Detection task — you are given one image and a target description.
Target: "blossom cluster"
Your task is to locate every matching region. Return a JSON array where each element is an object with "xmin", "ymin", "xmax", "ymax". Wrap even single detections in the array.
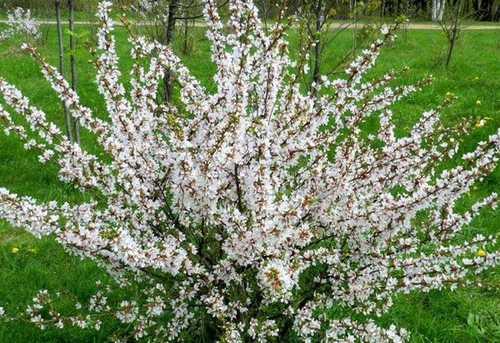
[
  {"xmin": 136, "ymin": 0, "xmax": 161, "ymax": 13},
  {"xmin": 0, "ymin": 0, "xmax": 498, "ymax": 341},
  {"xmin": 0, "ymin": 7, "xmax": 40, "ymax": 41}
]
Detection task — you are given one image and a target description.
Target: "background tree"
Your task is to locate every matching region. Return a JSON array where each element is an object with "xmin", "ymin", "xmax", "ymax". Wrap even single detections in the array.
[
  {"xmin": 439, "ymin": 0, "xmax": 467, "ymax": 67},
  {"xmin": 68, "ymin": 0, "xmax": 80, "ymax": 144},
  {"xmin": 131, "ymin": 0, "xmax": 219, "ymax": 102},
  {"xmin": 2, "ymin": 1, "xmax": 499, "ymax": 21},
  {"xmin": 296, "ymin": 0, "xmax": 383, "ymax": 89},
  {"xmin": 55, "ymin": 0, "xmax": 75, "ymax": 142},
  {"xmin": 432, "ymin": 0, "xmax": 446, "ymax": 21}
]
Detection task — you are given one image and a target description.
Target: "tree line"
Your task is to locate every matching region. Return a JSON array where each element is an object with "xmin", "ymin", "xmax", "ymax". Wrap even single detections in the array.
[
  {"xmin": 2, "ymin": 0, "xmax": 499, "ymax": 21},
  {"xmin": 1, "ymin": 0, "xmax": 486, "ymax": 129}
]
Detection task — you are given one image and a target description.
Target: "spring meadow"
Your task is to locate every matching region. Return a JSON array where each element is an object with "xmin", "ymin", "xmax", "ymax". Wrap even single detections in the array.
[{"xmin": 0, "ymin": 0, "xmax": 498, "ymax": 342}]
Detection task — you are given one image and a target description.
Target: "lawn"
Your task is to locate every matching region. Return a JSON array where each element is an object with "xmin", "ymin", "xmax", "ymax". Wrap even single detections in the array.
[{"xmin": 0, "ymin": 22, "xmax": 499, "ymax": 342}]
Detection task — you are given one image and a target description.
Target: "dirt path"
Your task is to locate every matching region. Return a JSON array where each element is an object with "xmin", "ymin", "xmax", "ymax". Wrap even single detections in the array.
[{"xmin": 397, "ymin": 23, "xmax": 500, "ymax": 30}]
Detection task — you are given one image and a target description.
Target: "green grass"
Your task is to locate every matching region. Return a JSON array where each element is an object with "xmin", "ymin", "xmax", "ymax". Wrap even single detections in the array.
[{"xmin": 0, "ymin": 24, "xmax": 499, "ymax": 342}]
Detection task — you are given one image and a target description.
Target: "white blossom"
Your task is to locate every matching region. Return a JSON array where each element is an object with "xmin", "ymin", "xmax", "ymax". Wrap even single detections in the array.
[{"xmin": 0, "ymin": 7, "xmax": 40, "ymax": 41}]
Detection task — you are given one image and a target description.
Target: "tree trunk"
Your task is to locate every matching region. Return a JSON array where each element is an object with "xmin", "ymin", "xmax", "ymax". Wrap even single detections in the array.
[
  {"xmin": 445, "ymin": 0, "xmax": 462, "ymax": 67},
  {"xmin": 438, "ymin": 0, "xmax": 446, "ymax": 21},
  {"xmin": 311, "ymin": 0, "xmax": 323, "ymax": 87},
  {"xmin": 163, "ymin": 0, "xmax": 180, "ymax": 103},
  {"xmin": 182, "ymin": 16, "xmax": 189, "ymax": 55},
  {"xmin": 477, "ymin": 0, "xmax": 483, "ymax": 18},
  {"xmin": 420, "ymin": 0, "xmax": 428, "ymax": 15},
  {"xmin": 352, "ymin": 0, "xmax": 357, "ymax": 57},
  {"xmin": 55, "ymin": 0, "xmax": 74, "ymax": 143},
  {"xmin": 432, "ymin": 0, "xmax": 446, "ymax": 22},
  {"xmin": 380, "ymin": 0, "xmax": 386, "ymax": 17},
  {"xmin": 68, "ymin": 0, "xmax": 80, "ymax": 144}
]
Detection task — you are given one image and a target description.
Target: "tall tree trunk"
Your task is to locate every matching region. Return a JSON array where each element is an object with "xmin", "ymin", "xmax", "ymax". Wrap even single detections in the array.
[
  {"xmin": 352, "ymin": 0, "xmax": 357, "ymax": 57},
  {"xmin": 446, "ymin": 0, "xmax": 462, "ymax": 67},
  {"xmin": 438, "ymin": 0, "xmax": 446, "ymax": 21},
  {"xmin": 432, "ymin": 0, "xmax": 446, "ymax": 21},
  {"xmin": 68, "ymin": 0, "xmax": 80, "ymax": 144},
  {"xmin": 182, "ymin": 16, "xmax": 189, "ymax": 55},
  {"xmin": 420, "ymin": 0, "xmax": 428, "ymax": 15},
  {"xmin": 491, "ymin": 0, "xmax": 499, "ymax": 21},
  {"xmin": 311, "ymin": 0, "xmax": 323, "ymax": 87},
  {"xmin": 163, "ymin": 0, "xmax": 180, "ymax": 103},
  {"xmin": 55, "ymin": 0, "xmax": 74, "ymax": 142}
]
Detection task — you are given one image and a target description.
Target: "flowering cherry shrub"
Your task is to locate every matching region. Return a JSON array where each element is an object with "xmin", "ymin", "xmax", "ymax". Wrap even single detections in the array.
[
  {"xmin": 0, "ymin": 0, "xmax": 499, "ymax": 342},
  {"xmin": 0, "ymin": 7, "xmax": 40, "ymax": 42}
]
